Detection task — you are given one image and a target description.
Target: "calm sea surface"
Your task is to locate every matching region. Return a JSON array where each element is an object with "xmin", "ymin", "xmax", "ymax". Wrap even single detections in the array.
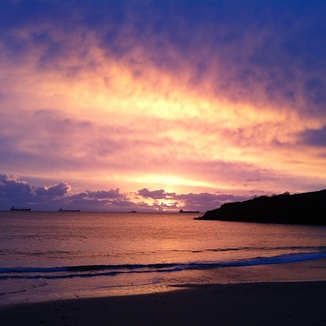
[{"xmin": 1, "ymin": 211, "xmax": 326, "ymax": 305}]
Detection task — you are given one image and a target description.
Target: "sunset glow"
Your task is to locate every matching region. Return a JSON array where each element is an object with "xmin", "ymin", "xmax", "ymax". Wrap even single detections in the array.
[{"xmin": 1, "ymin": 0, "xmax": 325, "ymax": 211}]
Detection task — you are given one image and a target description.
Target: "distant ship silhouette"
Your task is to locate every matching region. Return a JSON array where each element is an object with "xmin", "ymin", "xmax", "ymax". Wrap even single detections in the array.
[
  {"xmin": 10, "ymin": 206, "xmax": 31, "ymax": 211},
  {"xmin": 179, "ymin": 209, "xmax": 200, "ymax": 213},
  {"xmin": 58, "ymin": 208, "xmax": 80, "ymax": 212}
]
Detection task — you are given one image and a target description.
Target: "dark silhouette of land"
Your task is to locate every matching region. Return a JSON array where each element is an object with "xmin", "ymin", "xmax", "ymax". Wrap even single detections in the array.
[{"xmin": 196, "ymin": 189, "xmax": 326, "ymax": 225}]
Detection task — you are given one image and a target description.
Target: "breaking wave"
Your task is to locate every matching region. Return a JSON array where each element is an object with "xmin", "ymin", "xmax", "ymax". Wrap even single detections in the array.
[{"xmin": 1, "ymin": 251, "xmax": 326, "ymax": 280}]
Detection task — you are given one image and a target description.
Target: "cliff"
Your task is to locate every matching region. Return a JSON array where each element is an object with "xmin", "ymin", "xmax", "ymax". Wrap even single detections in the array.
[{"xmin": 196, "ymin": 189, "xmax": 326, "ymax": 225}]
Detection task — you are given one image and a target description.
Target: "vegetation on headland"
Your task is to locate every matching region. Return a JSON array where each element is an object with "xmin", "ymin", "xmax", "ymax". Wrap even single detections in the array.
[{"xmin": 195, "ymin": 189, "xmax": 326, "ymax": 225}]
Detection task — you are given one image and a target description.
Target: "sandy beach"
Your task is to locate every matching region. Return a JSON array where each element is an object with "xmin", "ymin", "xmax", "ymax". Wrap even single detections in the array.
[{"xmin": 1, "ymin": 281, "xmax": 326, "ymax": 326}]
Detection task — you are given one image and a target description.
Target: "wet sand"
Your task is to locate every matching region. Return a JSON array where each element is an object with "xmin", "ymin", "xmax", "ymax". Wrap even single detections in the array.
[
  {"xmin": 2, "ymin": 259, "xmax": 326, "ymax": 325},
  {"xmin": 1, "ymin": 281, "xmax": 326, "ymax": 326}
]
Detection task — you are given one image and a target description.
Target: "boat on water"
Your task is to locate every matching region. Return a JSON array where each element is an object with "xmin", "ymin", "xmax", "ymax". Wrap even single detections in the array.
[
  {"xmin": 130, "ymin": 210, "xmax": 137, "ymax": 213},
  {"xmin": 58, "ymin": 208, "xmax": 81, "ymax": 212},
  {"xmin": 179, "ymin": 209, "xmax": 200, "ymax": 213},
  {"xmin": 10, "ymin": 206, "xmax": 31, "ymax": 211}
]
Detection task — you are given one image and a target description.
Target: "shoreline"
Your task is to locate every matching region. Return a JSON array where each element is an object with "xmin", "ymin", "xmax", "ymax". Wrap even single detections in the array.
[
  {"xmin": 2, "ymin": 258, "xmax": 326, "ymax": 303},
  {"xmin": 2, "ymin": 258, "xmax": 326, "ymax": 325},
  {"xmin": 2, "ymin": 258, "xmax": 326, "ymax": 307},
  {"xmin": 1, "ymin": 281, "xmax": 326, "ymax": 325}
]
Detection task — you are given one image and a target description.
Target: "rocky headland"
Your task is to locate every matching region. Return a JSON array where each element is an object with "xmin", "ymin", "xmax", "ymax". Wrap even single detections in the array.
[{"xmin": 196, "ymin": 189, "xmax": 326, "ymax": 225}]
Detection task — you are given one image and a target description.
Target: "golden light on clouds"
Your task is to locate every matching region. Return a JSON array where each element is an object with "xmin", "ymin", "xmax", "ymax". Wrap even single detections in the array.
[{"xmin": 0, "ymin": 1, "xmax": 325, "ymax": 211}]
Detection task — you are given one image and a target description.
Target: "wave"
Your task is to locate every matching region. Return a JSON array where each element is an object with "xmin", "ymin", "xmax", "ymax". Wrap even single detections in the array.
[
  {"xmin": 192, "ymin": 245, "xmax": 326, "ymax": 254},
  {"xmin": 1, "ymin": 251, "xmax": 326, "ymax": 280}
]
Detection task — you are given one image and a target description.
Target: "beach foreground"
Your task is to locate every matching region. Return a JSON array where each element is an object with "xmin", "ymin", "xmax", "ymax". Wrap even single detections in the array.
[{"xmin": 2, "ymin": 281, "xmax": 326, "ymax": 326}]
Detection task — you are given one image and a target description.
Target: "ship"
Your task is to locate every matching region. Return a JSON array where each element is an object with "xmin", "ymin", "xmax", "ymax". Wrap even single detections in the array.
[
  {"xmin": 179, "ymin": 209, "xmax": 200, "ymax": 213},
  {"xmin": 58, "ymin": 208, "xmax": 81, "ymax": 212},
  {"xmin": 10, "ymin": 206, "xmax": 31, "ymax": 211}
]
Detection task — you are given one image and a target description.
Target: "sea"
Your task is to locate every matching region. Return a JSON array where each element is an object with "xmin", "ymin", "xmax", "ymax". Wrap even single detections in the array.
[{"xmin": 1, "ymin": 211, "xmax": 326, "ymax": 306}]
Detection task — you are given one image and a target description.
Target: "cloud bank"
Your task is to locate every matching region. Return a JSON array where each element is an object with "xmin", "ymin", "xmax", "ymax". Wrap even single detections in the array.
[{"xmin": 0, "ymin": 174, "xmax": 249, "ymax": 211}]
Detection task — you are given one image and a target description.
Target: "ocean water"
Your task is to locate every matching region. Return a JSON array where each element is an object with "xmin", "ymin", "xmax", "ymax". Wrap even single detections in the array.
[{"xmin": 1, "ymin": 211, "xmax": 326, "ymax": 305}]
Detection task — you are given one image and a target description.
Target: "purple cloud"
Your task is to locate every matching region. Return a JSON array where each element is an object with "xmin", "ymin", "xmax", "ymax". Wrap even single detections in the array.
[
  {"xmin": 138, "ymin": 188, "xmax": 176, "ymax": 199},
  {"xmin": 0, "ymin": 174, "xmax": 34, "ymax": 207},
  {"xmin": 0, "ymin": 174, "xmax": 252, "ymax": 212},
  {"xmin": 66, "ymin": 191, "xmax": 133, "ymax": 212},
  {"xmin": 85, "ymin": 189, "xmax": 125, "ymax": 200},
  {"xmin": 35, "ymin": 183, "xmax": 70, "ymax": 196},
  {"xmin": 0, "ymin": 174, "xmax": 32, "ymax": 195},
  {"xmin": 301, "ymin": 126, "xmax": 326, "ymax": 147},
  {"xmin": 173, "ymin": 192, "xmax": 248, "ymax": 211},
  {"xmin": 137, "ymin": 187, "xmax": 249, "ymax": 211},
  {"xmin": 0, "ymin": 174, "xmax": 132, "ymax": 210}
]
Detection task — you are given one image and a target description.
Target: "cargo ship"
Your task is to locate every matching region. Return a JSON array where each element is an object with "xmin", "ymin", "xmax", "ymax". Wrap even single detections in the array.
[
  {"xmin": 10, "ymin": 207, "xmax": 31, "ymax": 211},
  {"xmin": 58, "ymin": 208, "xmax": 81, "ymax": 212},
  {"xmin": 179, "ymin": 209, "xmax": 200, "ymax": 213}
]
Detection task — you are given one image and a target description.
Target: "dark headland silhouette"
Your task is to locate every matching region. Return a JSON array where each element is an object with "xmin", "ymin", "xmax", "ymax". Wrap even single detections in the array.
[{"xmin": 195, "ymin": 189, "xmax": 326, "ymax": 225}]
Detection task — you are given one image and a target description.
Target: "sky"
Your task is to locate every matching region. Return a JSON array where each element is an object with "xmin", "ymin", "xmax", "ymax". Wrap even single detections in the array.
[{"xmin": 0, "ymin": 0, "xmax": 325, "ymax": 212}]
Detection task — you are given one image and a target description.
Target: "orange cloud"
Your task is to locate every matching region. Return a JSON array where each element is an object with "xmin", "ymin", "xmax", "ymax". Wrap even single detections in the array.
[{"xmin": 0, "ymin": 1, "xmax": 325, "ymax": 200}]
